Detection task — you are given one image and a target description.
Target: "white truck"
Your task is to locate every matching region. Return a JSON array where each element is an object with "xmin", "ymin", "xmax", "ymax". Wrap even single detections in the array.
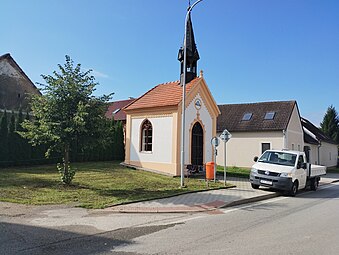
[{"xmin": 250, "ymin": 150, "xmax": 326, "ymax": 196}]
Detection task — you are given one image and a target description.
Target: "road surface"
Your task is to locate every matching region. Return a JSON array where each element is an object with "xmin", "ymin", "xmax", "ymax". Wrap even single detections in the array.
[{"xmin": 1, "ymin": 182, "xmax": 338, "ymax": 254}]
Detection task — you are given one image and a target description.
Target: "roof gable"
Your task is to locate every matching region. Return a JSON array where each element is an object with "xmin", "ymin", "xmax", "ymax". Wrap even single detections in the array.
[
  {"xmin": 217, "ymin": 101, "xmax": 296, "ymax": 132},
  {"xmin": 0, "ymin": 53, "xmax": 41, "ymax": 110},
  {"xmin": 301, "ymin": 117, "xmax": 337, "ymax": 145},
  {"xmin": 0, "ymin": 53, "xmax": 40, "ymax": 94}
]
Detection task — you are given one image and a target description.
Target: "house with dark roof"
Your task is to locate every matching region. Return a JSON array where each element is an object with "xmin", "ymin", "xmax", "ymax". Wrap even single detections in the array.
[
  {"xmin": 123, "ymin": 12, "xmax": 220, "ymax": 176},
  {"xmin": 216, "ymin": 101, "xmax": 304, "ymax": 168},
  {"xmin": 0, "ymin": 53, "xmax": 41, "ymax": 111},
  {"xmin": 105, "ymin": 98, "xmax": 135, "ymax": 122},
  {"xmin": 302, "ymin": 117, "xmax": 338, "ymax": 167},
  {"xmin": 105, "ymin": 98, "xmax": 135, "ymax": 144}
]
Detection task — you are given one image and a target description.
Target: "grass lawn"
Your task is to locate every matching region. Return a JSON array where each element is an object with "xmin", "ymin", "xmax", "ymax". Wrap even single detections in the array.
[
  {"xmin": 216, "ymin": 165, "xmax": 250, "ymax": 179},
  {"xmin": 0, "ymin": 161, "xmax": 229, "ymax": 209},
  {"xmin": 327, "ymin": 167, "xmax": 339, "ymax": 173}
]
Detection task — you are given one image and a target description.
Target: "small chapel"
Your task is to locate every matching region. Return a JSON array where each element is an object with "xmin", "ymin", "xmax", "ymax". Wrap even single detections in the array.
[{"xmin": 123, "ymin": 11, "xmax": 220, "ymax": 176}]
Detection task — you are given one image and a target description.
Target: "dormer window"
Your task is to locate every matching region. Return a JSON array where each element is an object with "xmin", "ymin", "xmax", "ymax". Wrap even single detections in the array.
[
  {"xmin": 242, "ymin": 113, "xmax": 253, "ymax": 121},
  {"xmin": 264, "ymin": 111, "xmax": 276, "ymax": 120}
]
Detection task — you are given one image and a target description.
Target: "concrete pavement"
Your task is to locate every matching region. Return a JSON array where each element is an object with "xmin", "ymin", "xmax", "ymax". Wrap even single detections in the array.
[{"xmin": 104, "ymin": 173, "xmax": 339, "ymax": 213}]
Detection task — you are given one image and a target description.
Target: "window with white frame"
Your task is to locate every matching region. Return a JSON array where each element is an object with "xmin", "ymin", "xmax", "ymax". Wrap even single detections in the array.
[{"xmin": 140, "ymin": 119, "xmax": 152, "ymax": 152}]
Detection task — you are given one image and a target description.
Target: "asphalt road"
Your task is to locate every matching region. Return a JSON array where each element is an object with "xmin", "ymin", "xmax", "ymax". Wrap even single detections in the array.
[
  {"xmin": 116, "ymin": 182, "xmax": 339, "ymax": 255},
  {"xmin": 1, "ymin": 182, "xmax": 338, "ymax": 255}
]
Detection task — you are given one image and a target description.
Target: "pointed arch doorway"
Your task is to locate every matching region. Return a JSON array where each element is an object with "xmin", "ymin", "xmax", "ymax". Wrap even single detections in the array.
[{"xmin": 191, "ymin": 122, "xmax": 204, "ymax": 166}]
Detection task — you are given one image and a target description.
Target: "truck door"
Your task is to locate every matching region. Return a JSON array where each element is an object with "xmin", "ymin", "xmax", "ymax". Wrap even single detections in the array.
[{"xmin": 296, "ymin": 155, "xmax": 307, "ymax": 189}]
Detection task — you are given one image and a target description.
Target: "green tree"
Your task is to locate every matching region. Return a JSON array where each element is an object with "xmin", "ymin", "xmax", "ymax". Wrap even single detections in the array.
[
  {"xmin": 8, "ymin": 111, "xmax": 16, "ymax": 162},
  {"xmin": 0, "ymin": 110, "xmax": 9, "ymax": 162},
  {"xmin": 16, "ymin": 108, "xmax": 24, "ymax": 132},
  {"xmin": 19, "ymin": 56, "xmax": 112, "ymax": 184},
  {"xmin": 320, "ymin": 105, "xmax": 339, "ymax": 144},
  {"xmin": 115, "ymin": 120, "xmax": 125, "ymax": 160}
]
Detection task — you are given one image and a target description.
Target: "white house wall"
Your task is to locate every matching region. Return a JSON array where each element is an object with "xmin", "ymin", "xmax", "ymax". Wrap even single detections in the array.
[
  {"xmin": 285, "ymin": 106, "xmax": 304, "ymax": 151},
  {"xmin": 185, "ymin": 94, "xmax": 213, "ymax": 164},
  {"xmin": 130, "ymin": 116, "xmax": 173, "ymax": 164},
  {"xmin": 305, "ymin": 143, "xmax": 319, "ymax": 165},
  {"xmin": 319, "ymin": 142, "xmax": 338, "ymax": 167},
  {"xmin": 216, "ymin": 131, "xmax": 284, "ymax": 168},
  {"xmin": 305, "ymin": 142, "xmax": 337, "ymax": 167}
]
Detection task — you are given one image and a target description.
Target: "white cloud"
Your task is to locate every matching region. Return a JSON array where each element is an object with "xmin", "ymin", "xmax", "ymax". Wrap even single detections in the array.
[{"xmin": 90, "ymin": 69, "xmax": 110, "ymax": 79}]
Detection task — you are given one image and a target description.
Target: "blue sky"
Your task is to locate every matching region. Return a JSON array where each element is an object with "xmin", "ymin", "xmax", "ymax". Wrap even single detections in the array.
[{"xmin": 1, "ymin": 0, "xmax": 338, "ymax": 126}]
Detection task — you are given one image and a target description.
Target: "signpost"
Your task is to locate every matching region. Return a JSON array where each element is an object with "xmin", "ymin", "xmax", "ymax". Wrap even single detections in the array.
[
  {"xmin": 211, "ymin": 136, "xmax": 219, "ymax": 182},
  {"xmin": 220, "ymin": 129, "xmax": 232, "ymax": 186}
]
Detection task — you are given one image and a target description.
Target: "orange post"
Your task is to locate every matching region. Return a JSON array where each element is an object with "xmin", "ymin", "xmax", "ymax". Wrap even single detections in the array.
[{"xmin": 206, "ymin": 162, "xmax": 215, "ymax": 180}]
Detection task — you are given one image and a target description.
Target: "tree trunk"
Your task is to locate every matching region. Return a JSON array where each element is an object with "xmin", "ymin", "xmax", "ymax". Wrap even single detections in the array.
[{"xmin": 64, "ymin": 143, "xmax": 70, "ymax": 178}]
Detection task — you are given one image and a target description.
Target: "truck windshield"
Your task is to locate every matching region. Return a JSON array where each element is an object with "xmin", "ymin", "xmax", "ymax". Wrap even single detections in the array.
[{"xmin": 258, "ymin": 151, "xmax": 297, "ymax": 167}]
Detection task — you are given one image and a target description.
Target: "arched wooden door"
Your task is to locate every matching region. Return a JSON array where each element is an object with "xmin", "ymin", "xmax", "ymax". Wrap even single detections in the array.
[{"xmin": 191, "ymin": 122, "xmax": 203, "ymax": 166}]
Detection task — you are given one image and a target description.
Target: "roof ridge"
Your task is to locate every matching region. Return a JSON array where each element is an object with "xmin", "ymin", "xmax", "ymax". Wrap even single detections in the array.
[
  {"xmin": 108, "ymin": 98, "xmax": 135, "ymax": 104},
  {"xmin": 0, "ymin": 53, "xmax": 11, "ymax": 60},
  {"xmin": 158, "ymin": 80, "xmax": 180, "ymax": 85},
  {"xmin": 218, "ymin": 100, "xmax": 295, "ymax": 107}
]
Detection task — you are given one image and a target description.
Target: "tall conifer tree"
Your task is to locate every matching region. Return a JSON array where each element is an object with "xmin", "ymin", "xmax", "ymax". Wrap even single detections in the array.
[{"xmin": 320, "ymin": 105, "xmax": 339, "ymax": 144}]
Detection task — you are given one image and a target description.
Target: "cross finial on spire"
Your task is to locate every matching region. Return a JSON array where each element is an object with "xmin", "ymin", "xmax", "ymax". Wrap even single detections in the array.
[{"xmin": 188, "ymin": 0, "xmax": 191, "ymax": 8}]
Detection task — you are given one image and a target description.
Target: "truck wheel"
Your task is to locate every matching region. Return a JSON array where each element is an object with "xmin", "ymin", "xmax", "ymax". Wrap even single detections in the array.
[
  {"xmin": 251, "ymin": 183, "xmax": 260, "ymax": 189},
  {"xmin": 289, "ymin": 181, "xmax": 298, "ymax": 197},
  {"xmin": 310, "ymin": 178, "xmax": 319, "ymax": 191}
]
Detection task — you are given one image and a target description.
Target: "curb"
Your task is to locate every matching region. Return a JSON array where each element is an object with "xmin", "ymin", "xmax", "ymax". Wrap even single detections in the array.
[
  {"xmin": 105, "ymin": 193, "xmax": 280, "ymax": 214},
  {"xmin": 105, "ymin": 178, "xmax": 339, "ymax": 214},
  {"xmin": 220, "ymin": 193, "xmax": 281, "ymax": 209},
  {"xmin": 104, "ymin": 184, "xmax": 236, "ymax": 210}
]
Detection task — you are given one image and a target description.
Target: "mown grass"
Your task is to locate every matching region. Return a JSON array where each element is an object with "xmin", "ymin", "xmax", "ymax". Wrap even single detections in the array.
[
  {"xmin": 327, "ymin": 167, "xmax": 339, "ymax": 173},
  {"xmin": 0, "ymin": 161, "xmax": 228, "ymax": 209},
  {"xmin": 216, "ymin": 165, "xmax": 250, "ymax": 179}
]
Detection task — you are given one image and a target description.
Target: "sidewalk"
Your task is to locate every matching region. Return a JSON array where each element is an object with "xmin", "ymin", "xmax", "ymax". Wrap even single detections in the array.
[{"xmin": 105, "ymin": 173, "xmax": 339, "ymax": 214}]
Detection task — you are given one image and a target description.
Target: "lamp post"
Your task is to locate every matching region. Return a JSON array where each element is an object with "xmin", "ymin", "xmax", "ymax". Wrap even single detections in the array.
[{"xmin": 180, "ymin": 0, "xmax": 203, "ymax": 188}]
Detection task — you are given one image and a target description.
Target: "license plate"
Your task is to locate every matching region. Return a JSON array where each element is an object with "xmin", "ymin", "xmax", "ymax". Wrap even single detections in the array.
[{"xmin": 260, "ymin": 179, "xmax": 273, "ymax": 185}]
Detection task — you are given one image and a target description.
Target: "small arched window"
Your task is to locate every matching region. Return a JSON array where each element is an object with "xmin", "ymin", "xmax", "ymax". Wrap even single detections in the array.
[{"xmin": 141, "ymin": 119, "xmax": 152, "ymax": 152}]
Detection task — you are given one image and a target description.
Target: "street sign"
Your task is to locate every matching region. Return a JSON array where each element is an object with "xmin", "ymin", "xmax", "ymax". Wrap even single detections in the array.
[
  {"xmin": 220, "ymin": 129, "xmax": 232, "ymax": 187},
  {"xmin": 220, "ymin": 129, "xmax": 232, "ymax": 142}
]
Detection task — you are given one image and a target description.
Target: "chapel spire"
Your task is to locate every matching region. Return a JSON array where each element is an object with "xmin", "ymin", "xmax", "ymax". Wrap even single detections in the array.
[{"xmin": 178, "ymin": 9, "xmax": 200, "ymax": 85}]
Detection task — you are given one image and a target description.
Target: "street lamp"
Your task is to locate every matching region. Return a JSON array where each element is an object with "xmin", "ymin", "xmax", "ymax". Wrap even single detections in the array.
[{"xmin": 180, "ymin": 0, "xmax": 203, "ymax": 188}]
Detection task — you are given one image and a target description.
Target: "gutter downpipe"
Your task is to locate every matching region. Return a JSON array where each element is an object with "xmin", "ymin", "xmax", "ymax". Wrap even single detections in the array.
[
  {"xmin": 317, "ymin": 140, "xmax": 322, "ymax": 165},
  {"xmin": 283, "ymin": 129, "xmax": 287, "ymax": 149}
]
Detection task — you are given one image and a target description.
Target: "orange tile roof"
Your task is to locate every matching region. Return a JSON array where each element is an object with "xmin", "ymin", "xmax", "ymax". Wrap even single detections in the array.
[{"xmin": 124, "ymin": 77, "xmax": 201, "ymax": 111}]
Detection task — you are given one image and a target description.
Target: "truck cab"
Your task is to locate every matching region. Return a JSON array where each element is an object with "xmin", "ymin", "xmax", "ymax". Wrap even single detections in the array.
[{"xmin": 250, "ymin": 150, "xmax": 326, "ymax": 196}]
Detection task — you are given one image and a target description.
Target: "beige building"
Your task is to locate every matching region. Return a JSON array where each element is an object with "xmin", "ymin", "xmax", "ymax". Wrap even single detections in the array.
[
  {"xmin": 123, "ymin": 75, "xmax": 220, "ymax": 176},
  {"xmin": 216, "ymin": 101, "xmax": 304, "ymax": 168},
  {"xmin": 216, "ymin": 101, "xmax": 338, "ymax": 168},
  {"xmin": 302, "ymin": 117, "xmax": 338, "ymax": 167},
  {"xmin": 123, "ymin": 10, "xmax": 220, "ymax": 176}
]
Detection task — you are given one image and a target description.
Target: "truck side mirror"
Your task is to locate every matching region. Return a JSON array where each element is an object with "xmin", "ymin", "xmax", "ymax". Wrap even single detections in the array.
[
  {"xmin": 297, "ymin": 162, "xmax": 307, "ymax": 169},
  {"xmin": 254, "ymin": 156, "xmax": 258, "ymax": 162}
]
